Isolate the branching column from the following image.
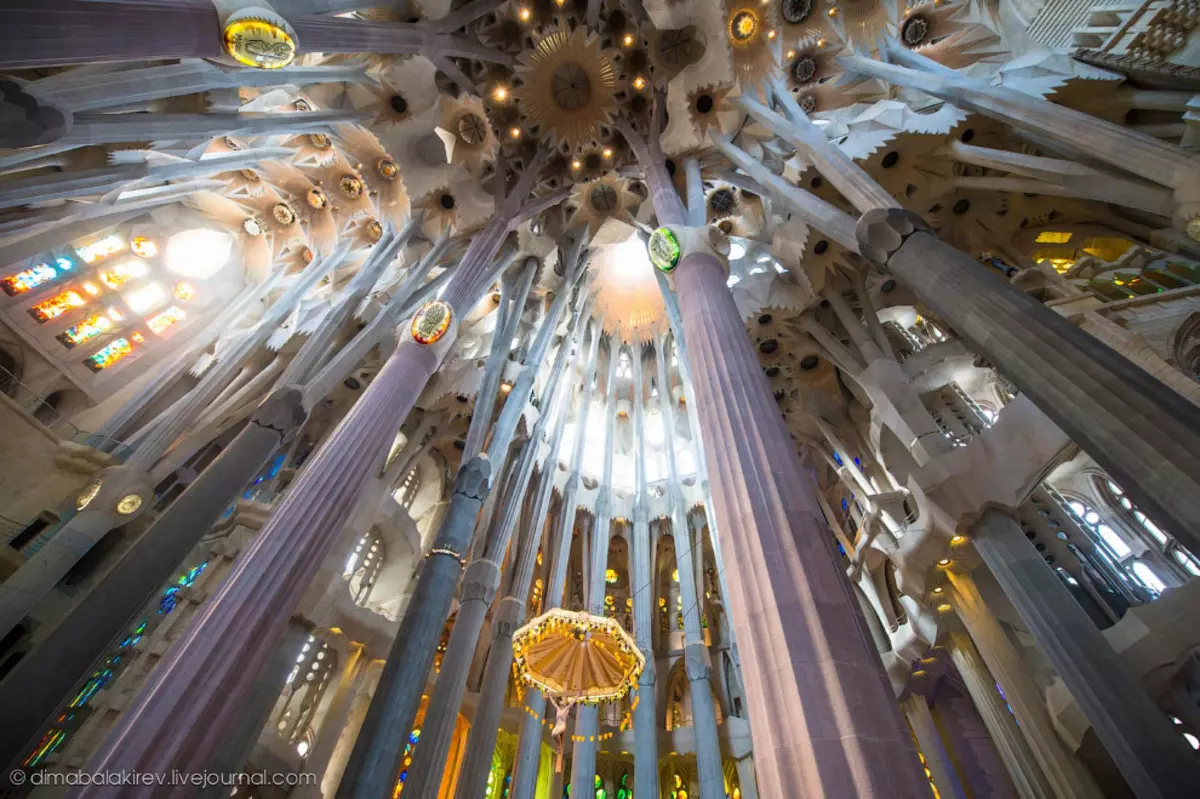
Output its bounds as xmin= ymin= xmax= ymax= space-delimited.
xmin=568 ymin=333 xmax=620 ymax=799
xmin=653 ymin=334 xmax=724 ymax=799
xmin=946 ymin=630 xmax=1054 ymax=799
xmin=667 ymin=249 xmax=928 ymax=797
xmin=0 ymin=246 xmax=345 ymax=641
xmin=946 ymin=571 xmax=1101 ymax=798
xmin=970 ymin=509 xmax=1200 ymax=797
xmin=74 ymin=178 xmax=536 ymax=792
xmin=629 ymin=339 xmax=660 ymax=799
xmin=458 ymin=298 xmax=592 ymax=799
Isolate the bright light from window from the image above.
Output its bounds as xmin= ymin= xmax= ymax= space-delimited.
xmin=165 ymin=228 xmax=233 ymax=279
xmin=1185 ymin=733 xmax=1200 ymax=750
xmin=1131 ymin=560 xmax=1165 ymax=594
xmin=608 ymin=234 xmax=653 ymax=283
xmin=296 ymin=740 xmax=310 ymax=757
xmin=728 ymin=239 xmax=746 ymax=260
xmin=645 ymin=410 xmax=665 ymax=447
xmin=1097 ymin=524 xmax=1131 ymax=558
xmin=123 ymin=282 xmax=168 ymax=314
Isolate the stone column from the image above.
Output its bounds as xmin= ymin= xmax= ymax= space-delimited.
xmin=969 ymin=509 xmax=1200 ymax=797
xmin=322 ymin=661 xmax=385 ymax=798
xmin=457 ymin=330 xmax=584 ymax=799
xmin=629 ymin=338 xmax=660 ymax=799
xmin=946 ymin=571 xmax=1100 ymax=797
xmin=904 ymin=695 xmax=968 ymax=799
xmin=0 ymin=388 xmax=306 ymax=771
xmin=74 ymin=322 xmax=452 ymax=796
xmin=0 ymin=247 xmax=343 ymax=640
xmin=653 ymin=335 xmax=724 ymax=799
xmin=855 ymin=208 xmax=1200 ymax=559
xmin=842 ymin=47 xmax=1200 ymax=196
xmin=946 ymin=630 xmax=1054 ymax=799
xmin=202 ymin=619 xmax=312 ymax=795
xmin=668 ymin=249 xmax=928 ymax=797
xmin=734 ymin=756 xmax=759 ymax=799
xmin=510 ymin=329 xmax=600 ymax=799
xmin=294 ymin=642 xmax=366 ymax=799
xmin=568 ymin=335 xmax=621 ymax=799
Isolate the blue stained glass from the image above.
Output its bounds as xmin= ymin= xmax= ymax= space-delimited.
xmin=853 ymin=456 xmax=861 ymax=468
xmin=832 ymin=451 xmax=843 ymax=465
xmin=841 ymin=498 xmax=849 ymax=511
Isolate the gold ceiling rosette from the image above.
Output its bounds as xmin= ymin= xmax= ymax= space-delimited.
xmin=725 ymin=0 xmax=781 ymax=85
xmin=514 ymin=28 xmax=617 ymax=151
xmin=435 ymin=95 xmax=498 ymax=175
xmin=569 ymin=174 xmax=636 ymax=237
xmin=512 ymin=608 xmax=645 ymax=706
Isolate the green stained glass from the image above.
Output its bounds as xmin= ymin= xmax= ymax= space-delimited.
xmin=649 ymin=227 xmax=681 ymax=272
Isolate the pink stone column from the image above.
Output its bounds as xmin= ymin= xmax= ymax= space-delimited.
xmin=71 ymin=339 xmax=440 ymax=797
xmin=671 ymin=250 xmax=928 ymax=798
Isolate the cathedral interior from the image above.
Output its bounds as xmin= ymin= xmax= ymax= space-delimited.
xmin=2 ymin=0 xmax=1200 ymax=797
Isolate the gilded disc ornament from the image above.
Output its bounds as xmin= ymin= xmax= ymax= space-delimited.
xmin=273 ymin=203 xmax=297 ymax=225
xmin=648 ymin=227 xmax=682 ymax=272
xmin=339 ymin=174 xmax=365 ymax=199
xmin=306 ymin=188 xmax=328 ymax=209
xmin=411 ymin=300 xmax=453 ymax=345
xmin=376 ymin=158 xmax=400 ymax=181
xmin=222 ymin=18 xmax=296 ymax=70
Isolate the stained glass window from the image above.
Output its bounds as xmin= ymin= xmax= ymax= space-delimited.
xmin=29 ymin=290 xmax=86 ymax=322
xmin=24 ymin=561 xmax=202 ymax=770
xmin=98 ymin=258 xmax=149 ymax=290
xmin=671 ymin=774 xmax=688 ymax=799
xmin=84 ymin=337 xmax=134 ymax=372
xmin=174 ymin=282 xmax=196 ymax=302
xmin=147 ymin=306 xmax=186 ymax=335
xmin=158 ymin=562 xmax=208 ymax=615
xmin=617 ymin=772 xmax=630 ymax=799
xmin=75 ymin=234 xmax=125 ymax=264
xmin=393 ymin=728 xmax=421 ymax=797
xmin=57 ymin=313 xmax=114 ymax=348
xmin=595 ymin=773 xmax=606 ymax=799
xmin=1 ymin=256 xmax=73 ymax=296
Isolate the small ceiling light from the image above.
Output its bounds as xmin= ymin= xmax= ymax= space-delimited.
xmin=571 ymin=159 xmax=583 ymax=170
xmin=767 ymin=29 xmax=777 ymax=39
xmin=510 ymin=126 xmax=521 ymax=139
xmin=492 ymin=85 xmax=509 ymax=102
xmin=519 ymin=6 xmax=531 ymax=21
xmin=937 ymin=603 xmax=953 ymax=612
xmin=602 ymin=147 xmax=613 ymax=158
xmin=950 ymin=535 xmax=966 ymax=545
xmin=828 ymin=7 xmax=838 ymax=17
xmin=932 ymin=587 xmax=943 ymax=594
xmin=937 ymin=558 xmax=951 ymax=566
xmin=632 ymin=75 xmax=647 ymax=91
xmin=623 ymin=33 xmax=634 ymax=47
xmin=554 ymin=0 xmax=565 ymax=6
xmin=786 ymin=49 xmax=796 ymax=59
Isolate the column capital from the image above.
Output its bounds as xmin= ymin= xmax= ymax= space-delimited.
xmin=493 ymin=596 xmax=526 ymax=637
xmin=452 ymin=455 xmax=492 ymax=499
xmin=461 ymin=559 xmax=501 ymax=604
xmin=251 ymin=386 xmax=307 ymax=445
xmin=855 ymin=208 xmax=930 ymax=270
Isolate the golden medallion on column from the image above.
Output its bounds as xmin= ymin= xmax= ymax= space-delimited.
xmin=222 ymin=12 xmax=297 ymax=70
xmin=412 ymin=300 xmax=453 ymax=345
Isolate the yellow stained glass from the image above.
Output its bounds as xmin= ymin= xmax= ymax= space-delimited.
xmin=30 ymin=290 xmax=86 ymax=322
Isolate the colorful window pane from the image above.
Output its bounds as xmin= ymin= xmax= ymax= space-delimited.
xmin=84 ymin=337 xmax=134 ymax=372
xmin=98 ymin=258 xmax=149 ymax=290
xmin=57 ymin=313 xmax=114 ymax=348
xmin=147 ymin=306 xmax=186 ymax=335
xmin=75 ymin=234 xmax=125 ymax=264
xmin=123 ymin=282 xmax=168 ymax=314
xmin=1 ymin=259 xmax=70 ymax=296
xmin=173 ymin=281 xmax=196 ymax=302
xmin=29 ymin=290 xmax=86 ymax=322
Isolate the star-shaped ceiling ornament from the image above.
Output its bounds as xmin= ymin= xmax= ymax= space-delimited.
xmin=514 ymin=27 xmax=618 ymax=152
